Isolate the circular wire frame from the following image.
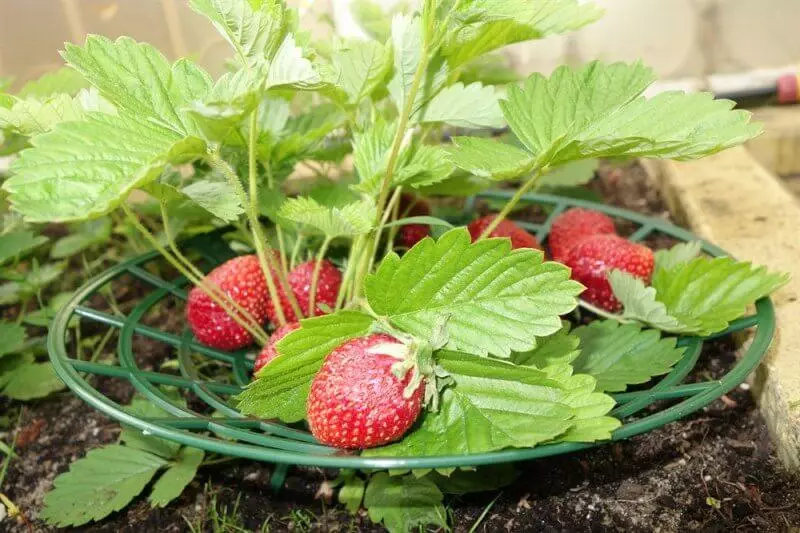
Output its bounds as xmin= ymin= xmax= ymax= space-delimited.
xmin=48 ymin=192 xmax=776 ymax=471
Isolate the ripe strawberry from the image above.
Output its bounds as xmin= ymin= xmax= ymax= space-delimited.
xmin=548 ymin=208 xmax=616 ymax=262
xmin=307 ymin=333 xmax=424 ymax=449
xmin=186 ymin=255 xmax=269 ymax=351
xmin=564 ymin=234 xmax=654 ymax=312
xmin=396 ymin=193 xmax=431 ymax=248
xmin=398 ymin=223 xmax=429 ymax=248
xmin=467 ymin=215 xmax=542 ymax=250
xmin=265 ymin=259 xmax=342 ymax=324
xmin=253 ymin=322 xmax=300 ymax=374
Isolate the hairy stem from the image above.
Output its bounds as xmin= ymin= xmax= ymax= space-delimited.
xmin=307 ymin=236 xmax=332 ymax=318
xmin=370 ymin=186 xmax=403 ymax=269
xmin=478 ymin=169 xmax=544 ymax=240
xmin=578 ymin=300 xmax=632 ymax=323
xmin=265 ymin=160 xmax=290 ymax=277
xmin=336 ymin=234 xmax=361 ymax=310
xmin=290 ymin=232 xmax=306 ymax=271
xmin=122 ymin=204 xmax=268 ymax=345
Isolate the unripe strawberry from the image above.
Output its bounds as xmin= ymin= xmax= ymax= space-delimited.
xmin=565 ymin=234 xmax=654 ymax=312
xmin=548 ymin=208 xmax=616 ymax=262
xmin=307 ymin=334 xmax=424 ymax=449
xmin=253 ymin=322 xmax=300 ymax=374
xmin=186 ymin=255 xmax=269 ymax=351
xmin=467 ymin=215 xmax=542 ymax=250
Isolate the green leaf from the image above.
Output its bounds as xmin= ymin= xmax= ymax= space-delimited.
xmin=654 ymin=241 xmax=703 ymax=273
xmin=0 ymin=230 xmax=49 ymax=265
xmin=2 ymin=362 xmax=65 ymax=400
xmin=366 ymin=228 xmax=582 ymax=357
xmin=352 ymin=116 xmax=394 ymax=193
xmin=17 ymin=67 xmax=88 ymax=98
xmin=364 ymin=473 xmax=447 ymax=533
xmin=427 ymin=464 xmax=519 ymax=494
xmin=0 ymin=94 xmax=86 ymax=137
xmin=350 ymin=0 xmax=393 ymax=41
xmin=338 ymin=475 xmax=366 ymax=514
xmin=395 ymin=144 xmax=455 ymax=189
xmin=121 ymin=398 xmax=183 ymax=459
xmin=148 ymin=447 xmax=204 ymax=508
xmin=501 ymin=62 xmax=762 ymax=168
xmin=650 ymin=256 xmax=789 ymax=336
xmin=278 ymin=197 xmax=375 ymax=238
xmin=511 ymin=321 xmax=580 ymax=367
xmin=571 ymin=320 xmax=686 ymax=392
xmin=149 ymin=176 xmax=244 ymax=223
xmin=40 ymin=445 xmax=167 ymax=527
xmin=549 ymin=370 xmax=620 ymax=442
xmin=365 ymin=351 xmax=575 ymax=456
xmin=267 ymin=35 xmax=324 ymax=90
xmin=0 ymin=354 xmax=34 ymax=390
xmin=415 ymin=170 xmax=491 ymax=197
xmin=62 ymin=36 xmax=211 ymax=136
xmin=459 ymin=55 xmax=521 ymax=86
xmin=538 ymin=159 xmax=599 ymax=189
xmin=189 ymin=0 xmax=288 ymax=64
xmin=328 ymin=38 xmax=392 ymax=105
xmin=442 ymin=0 xmax=603 ymax=68
xmin=236 ymin=311 xmax=374 ymax=422
xmin=417 ymin=82 xmax=503 ymax=129
xmin=272 ymin=103 xmax=347 ymax=162
xmin=447 ymin=136 xmax=535 ymax=180
xmin=608 ymin=270 xmax=694 ymax=332
xmin=4 ymin=111 xmax=206 ymax=222
xmin=0 ymin=282 xmax=21 ymax=305
xmin=51 ymin=218 xmax=112 ymax=259
xmin=0 ymin=322 xmax=26 ymax=358
xmin=26 ymin=262 xmax=67 ymax=291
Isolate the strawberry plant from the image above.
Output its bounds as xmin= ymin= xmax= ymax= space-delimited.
xmin=0 ymin=0 xmax=791 ymax=530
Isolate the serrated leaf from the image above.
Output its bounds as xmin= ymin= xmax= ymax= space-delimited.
xmin=364 ymin=351 xmax=576 ymax=456
xmin=366 ymin=228 xmax=582 ymax=357
xmin=352 ymin=116 xmax=394 ymax=193
xmin=2 ymin=362 xmax=65 ymax=400
xmin=501 ymin=62 xmax=762 ymax=168
xmin=545 ymin=371 xmax=619 ymax=442
xmin=189 ymin=0 xmax=288 ymax=64
xmin=511 ymin=321 xmax=580 ymax=367
xmin=395 ymin=144 xmax=455 ymax=188
xmin=0 ymin=94 xmax=86 ymax=137
xmin=350 ymin=0 xmax=393 ymax=41
xmin=148 ymin=447 xmax=203 ymax=508
xmin=267 ymin=35 xmax=324 ymax=90
xmin=4 ymin=111 xmax=206 ymax=222
xmin=272 ymin=103 xmax=346 ymax=162
xmin=339 ymin=476 xmax=366 ymax=514
xmin=447 ymin=136 xmax=535 ymax=180
xmin=364 ymin=473 xmax=447 ymax=533
xmin=442 ymin=0 xmax=603 ymax=68
xmin=388 ymin=14 xmax=422 ymax=115
xmin=40 ymin=445 xmax=166 ymax=527
xmin=0 ymin=230 xmax=49 ymax=265
xmin=51 ymin=218 xmax=112 ymax=259
xmin=608 ymin=270 xmax=694 ymax=332
xmin=416 ymin=82 xmax=503 ymax=129
xmin=17 ymin=67 xmax=88 ymax=98
xmin=236 ymin=311 xmax=374 ymax=422
xmin=0 ymin=322 xmax=26 ymax=358
xmin=278 ymin=197 xmax=375 ymax=238
xmin=571 ymin=320 xmax=686 ymax=392
xmin=650 ymin=256 xmax=789 ymax=336
xmin=62 ymin=36 xmax=211 ymax=136
xmin=328 ymin=38 xmax=392 ymax=105
xmin=654 ymin=241 xmax=702 ymax=273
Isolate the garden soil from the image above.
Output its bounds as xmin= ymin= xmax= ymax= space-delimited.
xmin=3 ymin=162 xmax=800 ymax=532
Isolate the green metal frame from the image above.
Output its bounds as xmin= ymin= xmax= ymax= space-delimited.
xmin=48 ymin=191 xmax=776 ymax=481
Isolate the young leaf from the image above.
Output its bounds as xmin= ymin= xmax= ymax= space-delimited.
xmin=416 ymin=82 xmax=504 ymax=129
xmin=0 ymin=230 xmax=49 ymax=265
xmin=0 ymin=94 xmax=85 ymax=137
xmin=511 ymin=321 xmax=580 ymax=367
xmin=365 ymin=228 xmax=582 ymax=357
xmin=394 ymin=145 xmax=455 ymax=189
xmin=338 ymin=475 xmax=366 ymax=514
xmin=538 ymin=159 xmax=599 ymax=189
xmin=236 ymin=311 xmax=374 ymax=422
xmin=352 ymin=116 xmax=394 ymax=193
xmin=653 ymin=241 xmax=703 ymax=273
xmin=500 ymin=62 xmax=762 ymax=168
xmin=62 ymin=36 xmax=211 ymax=136
xmin=4 ymin=112 xmax=206 ymax=222
xmin=17 ymin=67 xmax=88 ymax=98
xmin=267 ymin=35 xmax=324 ymax=90
xmin=607 ymin=270 xmax=694 ymax=333
xmin=51 ymin=218 xmax=112 ymax=259
xmin=447 ymin=137 xmax=535 ymax=180
xmin=0 ymin=322 xmax=26 ymax=358
xmin=2 ymin=362 xmax=65 ymax=400
xmin=272 ymin=103 xmax=347 ymax=162
xmin=571 ymin=320 xmax=686 ymax=392
xmin=121 ymin=398 xmax=183 ymax=459
xmin=364 ymin=351 xmax=575 ymax=456
xmin=149 ymin=178 xmax=244 ymax=223
xmin=278 ymin=197 xmax=375 ymax=238
xmin=388 ymin=14 xmax=422 ymax=115
xmin=148 ymin=447 xmax=204 ymax=508
xmin=40 ymin=445 xmax=167 ymax=527
xmin=364 ymin=473 xmax=447 ymax=533
xmin=189 ymin=0 xmax=288 ymax=64
xmin=327 ymin=38 xmax=392 ymax=105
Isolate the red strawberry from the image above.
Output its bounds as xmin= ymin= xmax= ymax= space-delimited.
xmin=398 ymin=224 xmax=429 ymax=247
xmin=265 ymin=259 xmax=342 ymax=324
xmin=548 ymin=208 xmax=616 ymax=262
xmin=467 ymin=215 xmax=542 ymax=250
xmin=186 ymin=255 xmax=269 ymax=351
xmin=564 ymin=234 xmax=654 ymax=312
xmin=307 ymin=333 xmax=424 ymax=449
xmin=253 ymin=322 xmax=300 ymax=374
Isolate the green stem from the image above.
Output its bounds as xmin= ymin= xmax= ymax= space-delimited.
xmin=122 ymin=204 xmax=268 ymax=345
xmin=264 ymin=161 xmax=289 ymax=278
xmin=370 ymin=185 xmax=403 ymax=267
xmin=384 ymin=187 xmax=405 ymax=256
xmin=336 ymin=235 xmax=361 ymax=310
xmin=307 ymin=237 xmax=332 ymax=318
xmin=578 ymin=299 xmax=632 ymax=323
xmin=478 ymin=168 xmax=544 ymax=240
xmin=290 ymin=232 xmax=306 ymax=270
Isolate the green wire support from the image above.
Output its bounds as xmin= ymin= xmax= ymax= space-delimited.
xmin=48 ymin=193 xmax=776 ymax=475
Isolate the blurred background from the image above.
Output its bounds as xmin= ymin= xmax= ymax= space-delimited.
xmin=1 ymin=0 xmax=799 ymax=95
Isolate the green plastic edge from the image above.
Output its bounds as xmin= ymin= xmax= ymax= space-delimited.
xmin=46 ymin=191 xmax=777 ymax=469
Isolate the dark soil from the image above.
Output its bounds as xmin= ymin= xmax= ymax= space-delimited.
xmin=4 ymin=161 xmax=800 ymax=532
